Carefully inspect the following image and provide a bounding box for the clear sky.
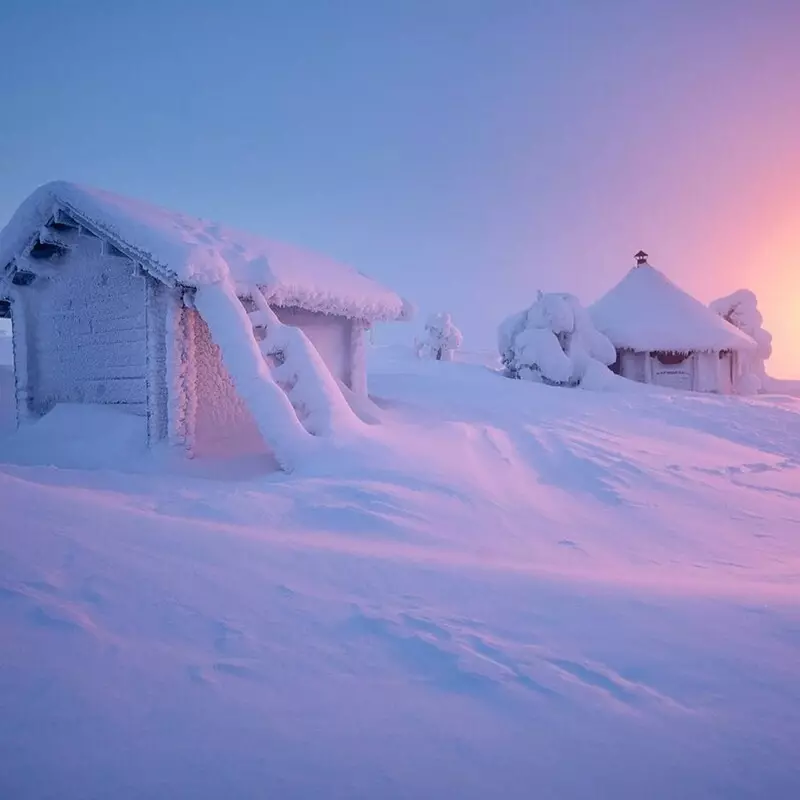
[1,0,798,374]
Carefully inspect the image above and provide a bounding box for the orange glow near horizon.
[747,207,800,379]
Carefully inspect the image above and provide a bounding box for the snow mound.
[499,293,616,387]
[710,289,774,393]
[416,312,463,361]
[590,264,756,352]
[0,181,410,322]
[2,344,800,797]
[0,403,147,470]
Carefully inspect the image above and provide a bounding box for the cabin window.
[653,351,689,365]
[29,240,66,260]
[11,270,36,286]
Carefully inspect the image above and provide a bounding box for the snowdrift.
[1,348,799,799]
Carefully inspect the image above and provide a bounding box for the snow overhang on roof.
[0,181,411,323]
[589,264,757,353]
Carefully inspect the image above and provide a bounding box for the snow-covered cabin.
[0,182,409,464]
[589,252,756,393]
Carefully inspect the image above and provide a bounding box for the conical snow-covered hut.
[589,252,756,393]
[0,182,410,468]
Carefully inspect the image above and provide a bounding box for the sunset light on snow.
[1,2,799,798]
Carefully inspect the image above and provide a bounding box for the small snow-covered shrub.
[710,290,773,393]
[498,292,616,387]
[416,312,463,362]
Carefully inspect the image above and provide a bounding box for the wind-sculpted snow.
[498,292,616,386]
[1,347,799,798]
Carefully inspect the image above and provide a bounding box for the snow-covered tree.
[498,292,616,387]
[710,290,772,393]
[416,312,463,362]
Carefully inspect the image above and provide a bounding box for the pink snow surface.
[0,181,409,321]
[1,347,800,798]
[590,263,757,353]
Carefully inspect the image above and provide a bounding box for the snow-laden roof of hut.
[0,181,410,322]
[589,263,756,353]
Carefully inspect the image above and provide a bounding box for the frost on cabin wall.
[190,308,264,458]
[17,232,148,416]
[145,278,169,444]
[273,306,351,385]
[8,287,31,422]
[192,281,312,472]
[165,296,192,451]
[349,319,369,397]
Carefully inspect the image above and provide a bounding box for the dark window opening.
[610,349,622,375]
[11,270,36,286]
[29,240,67,260]
[653,351,689,365]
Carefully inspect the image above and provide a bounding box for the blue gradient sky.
[1,0,798,373]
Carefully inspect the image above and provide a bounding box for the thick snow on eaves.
[0,181,409,322]
[589,265,756,353]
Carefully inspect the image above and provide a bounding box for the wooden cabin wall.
[274,306,353,386]
[18,232,149,418]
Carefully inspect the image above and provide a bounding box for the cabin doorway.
[650,352,693,390]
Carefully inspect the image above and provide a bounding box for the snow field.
[1,346,799,798]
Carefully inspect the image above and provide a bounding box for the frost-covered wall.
[184,303,356,456]
[617,349,738,394]
[649,355,693,391]
[190,309,265,457]
[349,320,368,396]
[619,351,647,384]
[20,233,148,416]
[145,279,169,443]
[274,307,352,386]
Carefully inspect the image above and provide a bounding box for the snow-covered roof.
[589,263,756,353]
[0,181,410,322]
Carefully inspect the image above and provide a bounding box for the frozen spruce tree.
[710,290,773,393]
[498,292,616,387]
[416,312,463,362]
